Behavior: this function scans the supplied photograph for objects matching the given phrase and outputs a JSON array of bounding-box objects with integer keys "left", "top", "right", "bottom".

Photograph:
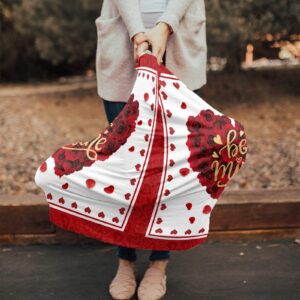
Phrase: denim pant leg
[
  {"left": 117, "top": 246, "right": 138, "bottom": 262},
  {"left": 102, "top": 99, "right": 126, "bottom": 124},
  {"left": 149, "top": 250, "right": 170, "bottom": 261}
]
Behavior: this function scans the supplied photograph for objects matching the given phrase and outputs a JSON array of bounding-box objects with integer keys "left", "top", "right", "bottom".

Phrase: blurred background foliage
[
  {"left": 0, "top": 0, "right": 299, "bottom": 81},
  {"left": 206, "top": 0, "right": 300, "bottom": 71},
  {"left": 0, "top": 0, "right": 100, "bottom": 81}
]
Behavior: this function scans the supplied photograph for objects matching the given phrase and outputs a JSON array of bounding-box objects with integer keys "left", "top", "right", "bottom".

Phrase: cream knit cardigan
[{"left": 95, "top": 0, "right": 207, "bottom": 102}]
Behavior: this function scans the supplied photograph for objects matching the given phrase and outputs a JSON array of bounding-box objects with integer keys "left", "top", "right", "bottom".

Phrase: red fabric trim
[
  {"left": 49, "top": 207, "right": 208, "bottom": 250},
  {"left": 121, "top": 73, "right": 165, "bottom": 236},
  {"left": 135, "top": 53, "right": 174, "bottom": 76},
  {"left": 136, "top": 67, "right": 179, "bottom": 81}
]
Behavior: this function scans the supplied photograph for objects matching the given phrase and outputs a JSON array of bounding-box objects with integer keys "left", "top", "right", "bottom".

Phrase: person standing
[{"left": 94, "top": 1, "right": 207, "bottom": 299}]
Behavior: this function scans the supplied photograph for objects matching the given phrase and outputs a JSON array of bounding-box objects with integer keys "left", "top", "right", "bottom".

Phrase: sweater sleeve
[
  {"left": 155, "top": 0, "right": 194, "bottom": 33},
  {"left": 113, "top": 0, "right": 146, "bottom": 41}
]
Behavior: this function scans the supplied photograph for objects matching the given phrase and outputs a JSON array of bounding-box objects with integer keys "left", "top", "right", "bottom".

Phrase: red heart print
[
  {"left": 144, "top": 93, "right": 149, "bottom": 101},
  {"left": 151, "top": 103, "right": 154, "bottom": 111},
  {"left": 112, "top": 217, "right": 119, "bottom": 223},
  {"left": 156, "top": 218, "right": 163, "bottom": 224},
  {"left": 198, "top": 228, "right": 205, "bottom": 233},
  {"left": 179, "top": 168, "right": 189, "bottom": 176},
  {"left": 98, "top": 211, "right": 105, "bottom": 218},
  {"left": 167, "top": 175, "right": 173, "bottom": 182},
  {"left": 173, "top": 82, "right": 180, "bottom": 89},
  {"left": 62, "top": 183, "right": 69, "bottom": 189},
  {"left": 170, "top": 144, "right": 176, "bottom": 151},
  {"left": 40, "top": 162, "right": 47, "bottom": 172},
  {"left": 119, "top": 207, "right": 125, "bottom": 215},
  {"left": 166, "top": 109, "right": 172, "bottom": 118},
  {"left": 161, "top": 91, "right": 168, "bottom": 100},
  {"left": 85, "top": 207, "right": 91, "bottom": 214},
  {"left": 148, "top": 119, "right": 152, "bottom": 126},
  {"left": 147, "top": 74, "right": 149, "bottom": 80},
  {"left": 46, "top": 193, "right": 52, "bottom": 200},
  {"left": 181, "top": 102, "right": 187, "bottom": 109},
  {"left": 169, "top": 159, "right": 175, "bottom": 167},
  {"left": 152, "top": 87, "right": 155, "bottom": 94},
  {"left": 169, "top": 127, "right": 175, "bottom": 135},
  {"left": 160, "top": 203, "right": 167, "bottom": 210},
  {"left": 185, "top": 229, "right": 192, "bottom": 235},
  {"left": 86, "top": 179, "right": 96, "bottom": 189},
  {"left": 159, "top": 80, "right": 166, "bottom": 87},
  {"left": 170, "top": 229, "right": 178, "bottom": 235},
  {"left": 186, "top": 203, "right": 192, "bottom": 210},
  {"left": 58, "top": 197, "right": 65, "bottom": 204},
  {"left": 135, "top": 164, "right": 141, "bottom": 171},
  {"left": 142, "top": 73, "right": 145, "bottom": 77},
  {"left": 140, "top": 149, "right": 145, "bottom": 156},
  {"left": 124, "top": 193, "right": 131, "bottom": 200},
  {"left": 155, "top": 228, "right": 163, "bottom": 233},
  {"left": 186, "top": 109, "right": 247, "bottom": 199},
  {"left": 203, "top": 205, "right": 212, "bottom": 214},
  {"left": 164, "top": 189, "right": 170, "bottom": 196},
  {"left": 128, "top": 146, "right": 135, "bottom": 152},
  {"left": 152, "top": 76, "right": 155, "bottom": 82},
  {"left": 189, "top": 217, "right": 195, "bottom": 224},
  {"left": 71, "top": 202, "right": 77, "bottom": 209},
  {"left": 130, "top": 178, "right": 136, "bottom": 186},
  {"left": 144, "top": 134, "right": 149, "bottom": 142},
  {"left": 104, "top": 185, "right": 114, "bottom": 194},
  {"left": 137, "top": 120, "right": 142, "bottom": 126}
]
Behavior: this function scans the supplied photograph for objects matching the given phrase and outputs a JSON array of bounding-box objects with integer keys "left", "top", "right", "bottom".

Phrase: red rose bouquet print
[
  {"left": 186, "top": 109, "right": 247, "bottom": 199},
  {"left": 52, "top": 94, "right": 139, "bottom": 177},
  {"left": 35, "top": 53, "right": 248, "bottom": 251}
]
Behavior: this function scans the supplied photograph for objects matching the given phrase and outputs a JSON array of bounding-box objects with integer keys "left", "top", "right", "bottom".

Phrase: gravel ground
[{"left": 0, "top": 70, "right": 299, "bottom": 195}]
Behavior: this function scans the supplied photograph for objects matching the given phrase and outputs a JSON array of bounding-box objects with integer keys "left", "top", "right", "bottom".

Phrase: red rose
[
  {"left": 52, "top": 99, "right": 140, "bottom": 177},
  {"left": 186, "top": 109, "right": 248, "bottom": 199}
]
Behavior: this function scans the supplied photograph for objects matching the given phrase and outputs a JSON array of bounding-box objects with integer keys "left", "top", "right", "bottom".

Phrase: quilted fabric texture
[{"left": 35, "top": 52, "right": 248, "bottom": 250}]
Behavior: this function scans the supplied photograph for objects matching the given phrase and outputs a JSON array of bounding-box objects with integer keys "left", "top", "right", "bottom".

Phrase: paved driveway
[{"left": 0, "top": 240, "right": 299, "bottom": 300}]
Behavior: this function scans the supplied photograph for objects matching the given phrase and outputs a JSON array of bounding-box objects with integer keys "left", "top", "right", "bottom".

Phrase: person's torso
[
  {"left": 95, "top": 0, "right": 207, "bottom": 101},
  {"left": 140, "top": 0, "right": 169, "bottom": 28}
]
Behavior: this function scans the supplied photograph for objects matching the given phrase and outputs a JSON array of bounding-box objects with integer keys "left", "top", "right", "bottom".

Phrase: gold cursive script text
[{"left": 62, "top": 133, "right": 107, "bottom": 161}]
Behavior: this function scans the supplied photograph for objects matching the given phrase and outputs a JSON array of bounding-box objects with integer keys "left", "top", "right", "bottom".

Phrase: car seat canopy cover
[{"left": 35, "top": 52, "right": 248, "bottom": 250}]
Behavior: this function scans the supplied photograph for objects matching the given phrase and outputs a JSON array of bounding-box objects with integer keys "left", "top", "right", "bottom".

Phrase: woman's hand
[
  {"left": 145, "top": 22, "right": 171, "bottom": 64},
  {"left": 133, "top": 32, "right": 150, "bottom": 62},
  {"left": 133, "top": 22, "right": 172, "bottom": 64}
]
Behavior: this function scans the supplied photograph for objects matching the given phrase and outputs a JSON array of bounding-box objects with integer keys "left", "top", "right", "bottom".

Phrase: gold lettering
[
  {"left": 217, "top": 129, "right": 248, "bottom": 159},
  {"left": 211, "top": 159, "right": 241, "bottom": 187},
  {"left": 239, "top": 138, "right": 248, "bottom": 155},
  {"left": 227, "top": 130, "right": 238, "bottom": 157},
  {"left": 217, "top": 130, "right": 237, "bottom": 158},
  {"left": 62, "top": 133, "right": 107, "bottom": 161},
  {"left": 209, "top": 128, "right": 247, "bottom": 188}
]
